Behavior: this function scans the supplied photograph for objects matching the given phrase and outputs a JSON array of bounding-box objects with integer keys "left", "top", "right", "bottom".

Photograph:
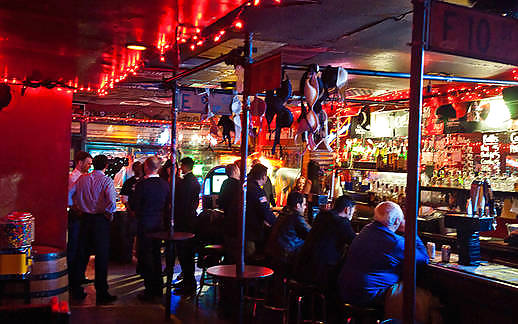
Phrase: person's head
[
  {"left": 143, "top": 157, "right": 160, "bottom": 176},
  {"left": 333, "top": 195, "right": 355, "bottom": 220},
  {"left": 374, "top": 201, "right": 404, "bottom": 232},
  {"left": 225, "top": 163, "right": 240, "bottom": 180},
  {"left": 180, "top": 157, "right": 195, "bottom": 174},
  {"left": 287, "top": 191, "right": 306, "bottom": 215},
  {"left": 74, "top": 151, "right": 92, "bottom": 173},
  {"left": 249, "top": 163, "right": 268, "bottom": 186},
  {"left": 92, "top": 155, "right": 109, "bottom": 171},
  {"left": 132, "top": 161, "right": 144, "bottom": 178}
]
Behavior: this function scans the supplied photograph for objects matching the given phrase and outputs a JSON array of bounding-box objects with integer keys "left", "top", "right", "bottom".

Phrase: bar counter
[{"left": 420, "top": 253, "right": 518, "bottom": 324}]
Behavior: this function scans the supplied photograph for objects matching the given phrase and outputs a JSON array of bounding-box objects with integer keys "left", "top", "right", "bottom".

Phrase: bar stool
[
  {"left": 342, "top": 303, "right": 384, "bottom": 324},
  {"left": 196, "top": 244, "right": 225, "bottom": 303},
  {"left": 286, "top": 279, "right": 326, "bottom": 324}
]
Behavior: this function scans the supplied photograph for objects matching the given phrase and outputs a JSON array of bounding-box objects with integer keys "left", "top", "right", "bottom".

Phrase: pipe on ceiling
[{"left": 283, "top": 64, "right": 518, "bottom": 86}]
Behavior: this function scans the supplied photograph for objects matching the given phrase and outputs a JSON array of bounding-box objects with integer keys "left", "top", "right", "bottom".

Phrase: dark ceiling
[{"left": 1, "top": 0, "right": 517, "bottom": 108}]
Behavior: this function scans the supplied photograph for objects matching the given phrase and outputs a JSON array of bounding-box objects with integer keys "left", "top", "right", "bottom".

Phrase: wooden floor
[{"left": 70, "top": 257, "right": 283, "bottom": 324}]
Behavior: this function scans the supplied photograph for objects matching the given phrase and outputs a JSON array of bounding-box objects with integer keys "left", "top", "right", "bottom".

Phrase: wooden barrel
[{"left": 1, "top": 246, "right": 68, "bottom": 305}]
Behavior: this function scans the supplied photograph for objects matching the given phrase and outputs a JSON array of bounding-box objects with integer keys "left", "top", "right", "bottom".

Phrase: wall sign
[{"left": 428, "top": 1, "right": 518, "bottom": 66}]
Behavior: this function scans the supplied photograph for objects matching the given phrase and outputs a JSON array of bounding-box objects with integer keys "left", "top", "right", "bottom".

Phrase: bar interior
[{"left": 0, "top": 0, "right": 517, "bottom": 323}]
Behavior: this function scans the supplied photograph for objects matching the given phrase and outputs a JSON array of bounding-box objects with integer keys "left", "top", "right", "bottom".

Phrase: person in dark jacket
[
  {"left": 294, "top": 195, "right": 356, "bottom": 291},
  {"left": 245, "top": 163, "right": 276, "bottom": 259},
  {"left": 131, "top": 157, "right": 170, "bottom": 302},
  {"left": 252, "top": 159, "right": 276, "bottom": 207},
  {"left": 217, "top": 163, "right": 241, "bottom": 263},
  {"left": 173, "top": 157, "right": 200, "bottom": 294},
  {"left": 266, "top": 191, "right": 310, "bottom": 268}
]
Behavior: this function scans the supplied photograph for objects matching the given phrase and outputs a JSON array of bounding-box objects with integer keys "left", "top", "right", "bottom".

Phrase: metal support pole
[
  {"left": 170, "top": 82, "right": 178, "bottom": 233},
  {"left": 404, "top": 1, "right": 427, "bottom": 323},
  {"left": 237, "top": 32, "right": 253, "bottom": 277},
  {"left": 79, "top": 119, "right": 87, "bottom": 152}
]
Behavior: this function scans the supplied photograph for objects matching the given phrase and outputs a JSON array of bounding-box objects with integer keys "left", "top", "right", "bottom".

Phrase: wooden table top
[{"left": 207, "top": 264, "right": 274, "bottom": 280}]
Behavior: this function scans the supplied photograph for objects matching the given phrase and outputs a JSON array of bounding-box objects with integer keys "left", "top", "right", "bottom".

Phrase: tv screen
[{"left": 212, "top": 175, "right": 227, "bottom": 193}]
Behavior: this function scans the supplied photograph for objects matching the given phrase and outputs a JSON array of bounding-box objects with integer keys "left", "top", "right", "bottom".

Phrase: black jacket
[
  {"left": 266, "top": 205, "right": 311, "bottom": 262},
  {"left": 131, "top": 176, "right": 170, "bottom": 233},
  {"left": 295, "top": 209, "right": 356, "bottom": 289},
  {"left": 217, "top": 177, "right": 241, "bottom": 238},
  {"left": 174, "top": 172, "right": 200, "bottom": 232},
  {"left": 245, "top": 179, "right": 276, "bottom": 242}
]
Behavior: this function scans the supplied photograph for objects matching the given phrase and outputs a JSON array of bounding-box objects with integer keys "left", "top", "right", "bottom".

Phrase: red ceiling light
[
  {"left": 126, "top": 42, "right": 148, "bottom": 51},
  {"left": 190, "top": 44, "right": 196, "bottom": 50},
  {"left": 160, "top": 56, "right": 165, "bottom": 62},
  {"left": 214, "top": 35, "right": 221, "bottom": 42},
  {"left": 253, "top": 0, "right": 260, "bottom": 6},
  {"left": 233, "top": 20, "right": 244, "bottom": 29},
  {"left": 196, "top": 40, "right": 204, "bottom": 46},
  {"left": 219, "top": 30, "right": 226, "bottom": 35}
]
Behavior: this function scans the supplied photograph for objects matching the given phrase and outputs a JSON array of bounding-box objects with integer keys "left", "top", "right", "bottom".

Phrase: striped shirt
[
  {"left": 68, "top": 169, "right": 85, "bottom": 206},
  {"left": 70, "top": 170, "right": 117, "bottom": 214}
]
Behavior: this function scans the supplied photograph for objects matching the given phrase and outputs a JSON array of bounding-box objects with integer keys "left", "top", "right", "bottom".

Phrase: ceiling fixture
[{"left": 126, "top": 42, "right": 148, "bottom": 51}]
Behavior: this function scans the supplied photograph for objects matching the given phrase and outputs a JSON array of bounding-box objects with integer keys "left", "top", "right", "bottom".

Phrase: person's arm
[
  {"left": 337, "top": 219, "right": 356, "bottom": 247},
  {"left": 294, "top": 214, "right": 311, "bottom": 239},
  {"left": 415, "top": 235, "right": 430, "bottom": 264},
  {"left": 130, "top": 182, "right": 142, "bottom": 215},
  {"left": 258, "top": 194, "right": 276, "bottom": 226},
  {"left": 104, "top": 179, "right": 117, "bottom": 221},
  {"left": 68, "top": 181, "right": 77, "bottom": 207}
]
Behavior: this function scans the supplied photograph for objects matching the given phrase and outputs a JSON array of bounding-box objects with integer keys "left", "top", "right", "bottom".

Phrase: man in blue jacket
[{"left": 338, "top": 201, "right": 435, "bottom": 322}]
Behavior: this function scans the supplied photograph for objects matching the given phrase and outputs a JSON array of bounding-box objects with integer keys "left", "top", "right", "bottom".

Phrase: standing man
[
  {"left": 173, "top": 157, "right": 200, "bottom": 295},
  {"left": 67, "top": 151, "right": 92, "bottom": 296},
  {"left": 217, "top": 163, "right": 241, "bottom": 262},
  {"left": 245, "top": 163, "right": 276, "bottom": 260},
  {"left": 252, "top": 159, "right": 276, "bottom": 207},
  {"left": 131, "top": 157, "right": 170, "bottom": 302},
  {"left": 70, "top": 155, "right": 117, "bottom": 304}
]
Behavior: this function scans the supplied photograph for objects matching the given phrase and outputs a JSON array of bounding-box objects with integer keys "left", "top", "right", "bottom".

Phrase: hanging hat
[
  {"left": 436, "top": 104, "right": 457, "bottom": 122},
  {"left": 250, "top": 96, "right": 266, "bottom": 117},
  {"left": 304, "top": 74, "right": 319, "bottom": 109}
]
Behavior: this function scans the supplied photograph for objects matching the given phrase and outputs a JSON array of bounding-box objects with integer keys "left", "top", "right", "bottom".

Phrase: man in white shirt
[
  {"left": 70, "top": 154, "right": 117, "bottom": 304},
  {"left": 67, "top": 151, "right": 92, "bottom": 295}
]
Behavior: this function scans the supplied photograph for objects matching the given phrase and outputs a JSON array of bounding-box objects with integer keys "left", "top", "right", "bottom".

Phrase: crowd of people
[
  {"left": 67, "top": 151, "right": 200, "bottom": 304},
  {"left": 66, "top": 151, "right": 439, "bottom": 322}
]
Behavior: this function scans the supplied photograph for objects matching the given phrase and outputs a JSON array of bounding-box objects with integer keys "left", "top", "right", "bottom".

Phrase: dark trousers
[
  {"left": 137, "top": 233, "right": 163, "bottom": 296},
  {"left": 177, "top": 240, "right": 195, "bottom": 286},
  {"left": 67, "top": 210, "right": 83, "bottom": 288},
  {"left": 74, "top": 214, "right": 111, "bottom": 295}
]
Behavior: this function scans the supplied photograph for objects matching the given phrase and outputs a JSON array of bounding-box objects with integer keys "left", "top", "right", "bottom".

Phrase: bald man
[{"left": 338, "top": 201, "right": 429, "bottom": 309}]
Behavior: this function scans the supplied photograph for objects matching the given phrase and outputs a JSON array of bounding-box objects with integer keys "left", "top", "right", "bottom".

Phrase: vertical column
[
  {"left": 237, "top": 33, "right": 253, "bottom": 277},
  {"left": 404, "top": 1, "right": 428, "bottom": 323},
  {"left": 170, "top": 83, "right": 178, "bottom": 232}
]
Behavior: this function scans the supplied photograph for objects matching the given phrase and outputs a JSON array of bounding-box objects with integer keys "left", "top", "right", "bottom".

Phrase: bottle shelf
[{"left": 337, "top": 167, "right": 407, "bottom": 174}]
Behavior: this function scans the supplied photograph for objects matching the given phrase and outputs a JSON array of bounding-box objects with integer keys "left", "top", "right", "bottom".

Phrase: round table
[
  {"left": 147, "top": 231, "right": 195, "bottom": 320},
  {"left": 207, "top": 264, "right": 274, "bottom": 280},
  {"left": 207, "top": 264, "right": 274, "bottom": 323}
]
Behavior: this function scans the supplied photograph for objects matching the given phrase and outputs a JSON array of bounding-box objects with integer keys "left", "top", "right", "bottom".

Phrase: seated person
[
  {"left": 338, "top": 201, "right": 437, "bottom": 323},
  {"left": 265, "top": 191, "right": 311, "bottom": 272},
  {"left": 294, "top": 195, "right": 356, "bottom": 292}
]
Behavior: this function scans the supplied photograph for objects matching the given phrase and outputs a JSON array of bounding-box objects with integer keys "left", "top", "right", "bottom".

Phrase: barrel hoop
[
  {"left": 30, "top": 269, "right": 68, "bottom": 280},
  {"left": 33, "top": 251, "right": 66, "bottom": 261},
  {"left": 3, "top": 286, "right": 69, "bottom": 299}
]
